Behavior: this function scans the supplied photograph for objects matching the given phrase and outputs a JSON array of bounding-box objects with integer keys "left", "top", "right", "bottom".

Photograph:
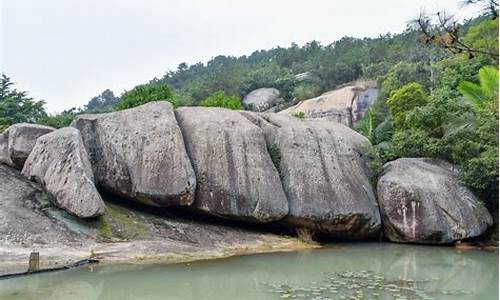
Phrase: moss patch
[{"left": 97, "top": 204, "right": 147, "bottom": 240}]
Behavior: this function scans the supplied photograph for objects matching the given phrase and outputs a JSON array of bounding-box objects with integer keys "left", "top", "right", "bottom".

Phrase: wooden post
[{"left": 28, "top": 252, "right": 39, "bottom": 273}]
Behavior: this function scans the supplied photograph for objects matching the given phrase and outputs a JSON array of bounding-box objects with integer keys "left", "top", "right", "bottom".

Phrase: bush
[
  {"left": 387, "top": 82, "right": 428, "bottom": 130},
  {"left": 115, "top": 84, "right": 176, "bottom": 111},
  {"left": 198, "top": 91, "right": 242, "bottom": 110}
]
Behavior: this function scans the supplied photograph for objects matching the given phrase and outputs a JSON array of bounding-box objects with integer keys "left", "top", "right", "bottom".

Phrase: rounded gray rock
[
  {"left": 0, "top": 123, "right": 54, "bottom": 169},
  {"left": 377, "top": 158, "right": 493, "bottom": 244},
  {"left": 243, "top": 112, "right": 381, "bottom": 238},
  {"left": 71, "top": 101, "right": 196, "bottom": 207},
  {"left": 21, "top": 127, "right": 106, "bottom": 218},
  {"left": 243, "top": 88, "right": 281, "bottom": 112},
  {"left": 175, "top": 107, "right": 288, "bottom": 223}
]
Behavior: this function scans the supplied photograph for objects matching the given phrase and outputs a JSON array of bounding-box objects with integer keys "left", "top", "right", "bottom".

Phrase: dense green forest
[{"left": 0, "top": 2, "right": 498, "bottom": 207}]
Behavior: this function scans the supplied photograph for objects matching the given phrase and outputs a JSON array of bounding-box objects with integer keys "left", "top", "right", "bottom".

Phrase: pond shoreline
[
  {"left": 1, "top": 242, "right": 498, "bottom": 300},
  {"left": 0, "top": 235, "right": 318, "bottom": 276},
  {"left": 2, "top": 238, "right": 498, "bottom": 278}
]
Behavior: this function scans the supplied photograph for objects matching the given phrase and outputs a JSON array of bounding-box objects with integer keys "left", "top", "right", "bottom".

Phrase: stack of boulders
[{"left": 0, "top": 101, "right": 492, "bottom": 244}]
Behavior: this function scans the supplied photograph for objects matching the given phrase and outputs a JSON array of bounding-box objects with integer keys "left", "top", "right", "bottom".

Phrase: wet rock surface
[
  {"left": 0, "top": 123, "right": 54, "bottom": 169},
  {"left": 175, "top": 107, "right": 288, "bottom": 222},
  {"left": 21, "top": 127, "right": 106, "bottom": 218},
  {"left": 71, "top": 101, "right": 196, "bottom": 207},
  {"left": 377, "top": 158, "right": 493, "bottom": 244},
  {"left": 242, "top": 112, "right": 381, "bottom": 238}
]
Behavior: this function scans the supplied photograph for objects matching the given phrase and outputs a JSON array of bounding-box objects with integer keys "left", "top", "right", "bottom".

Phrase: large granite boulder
[
  {"left": 175, "top": 107, "right": 288, "bottom": 222},
  {"left": 0, "top": 123, "right": 54, "bottom": 169},
  {"left": 22, "top": 127, "right": 105, "bottom": 218},
  {"left": 243, "top": 88, "right": 281, "bottom": 112},
  {"left": 242, "top": 112, "right": 381, "bottom": 238},
  {"left": 71, "top": 101, "right": 196, "bottom": 207},
  {"left": 377, "top": 158, "right": 493, "bottom": 244}
]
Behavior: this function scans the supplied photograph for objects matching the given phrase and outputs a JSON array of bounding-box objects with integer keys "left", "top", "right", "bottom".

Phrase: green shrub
[
  {"left": 387, "top": 82, "right": 428, "bottom": 130},
  {"left": 292, "top": 111, "right": 305, "bottom": 119},
  {"left": 199, "top": 91, "right": 242, "bottom": 110},
  {"left": 115, "top": 84, "right": 176, "bottom": 111}
]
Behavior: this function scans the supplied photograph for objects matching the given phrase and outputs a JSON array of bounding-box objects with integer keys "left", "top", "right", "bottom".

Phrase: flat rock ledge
[
  {"left": 0, "top": 123, "right": 54, "bottom": 169},
  {"left": 0, "top": 163, "right": 314, "bottom": 276},
  {"left": 22, "top": 127, "right": 106, "bottom": 218},
  {"left": 377, "top": 158, "right": 493, "bottom": 244}
]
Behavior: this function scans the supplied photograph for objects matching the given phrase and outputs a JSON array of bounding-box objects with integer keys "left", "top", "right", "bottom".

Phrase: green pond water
[{"left": 0, "top": 243, "right": 497, "bottom": 300}]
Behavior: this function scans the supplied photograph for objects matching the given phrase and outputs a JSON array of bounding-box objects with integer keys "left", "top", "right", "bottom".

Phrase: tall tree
[{"left": 0, "top": 74, "right": 46, "bottom": 131}]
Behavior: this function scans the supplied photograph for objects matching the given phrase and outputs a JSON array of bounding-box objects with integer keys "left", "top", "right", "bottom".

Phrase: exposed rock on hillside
[
  {"left": 0, "top": 123, "right": 54, "bottom": 169},
  {"left": 22, "top": 127, "right": 105, "bottom": 218},
  {"left": 377, "top": 158, "right": 493, "bottom": 244},
  {"left": 243, "top": 88, "right": 281, "bottom": 112},
  {"left": 71, "top": 101, "right": 196, "bottom": 207},
  {"left": 280, "top": 81, "right": 378, "bottom": 127},
  {"left": 175, "top": 107, "right": 288, "bottom": 222},
  {"left": 242, "top": 112, "right": 381, "bottom": 238}
]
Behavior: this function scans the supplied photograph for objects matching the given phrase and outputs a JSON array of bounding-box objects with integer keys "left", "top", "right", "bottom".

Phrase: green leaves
[
  {"left": 458, "top": 66, "right": 499, "bottom": 111},
  {"left": 0, "top": 74, "right": 47, "bottom": 131},
  {"left": 387, "top": 82, "right": 428, "bottom": 130},
  {"left": 198, "top": 91, "right": 242, "bottom": 110},
  {"left": 115, "top": 84, "right": 175, "bottom": 111}
]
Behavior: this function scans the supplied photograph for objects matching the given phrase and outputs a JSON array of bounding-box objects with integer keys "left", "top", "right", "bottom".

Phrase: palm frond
[
  {"left": 479, "top": 66, "right": 499, "bottom": 100},
  {"left": 458, "top": 81, "right": 486, "bottom": 110}
]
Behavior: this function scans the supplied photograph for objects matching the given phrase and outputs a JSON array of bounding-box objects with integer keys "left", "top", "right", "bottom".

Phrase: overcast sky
[{"left": 1, "top": 0, "right": 481, "bottom": 113}]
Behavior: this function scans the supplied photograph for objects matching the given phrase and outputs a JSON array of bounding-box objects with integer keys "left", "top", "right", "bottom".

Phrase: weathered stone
[
  {"left": 243, "top": 88, "right": 281, "bottom": 112},
  {"left": 0, "top": 123, "right": 54, "bottom": 169},
  {"left": 377, "top": 158, "right": 493, "bottom": 244},
  {"left": 242, "top": 112, "right": 381, "bottom": 238},
  {"left": 71, "top": 101, "right": 196, "bottom": 207},
  {"left": 22, "top": 127, "right": 105, "bottom": 218},
  {"left": 175, "top": 107, "right": 288, "bottom": 222},
  {"left": 0, "top": 163, "right": 85, "bottom": 244},
  {"left": 279, "top": 81, "right": 378, "bottom": 127}
]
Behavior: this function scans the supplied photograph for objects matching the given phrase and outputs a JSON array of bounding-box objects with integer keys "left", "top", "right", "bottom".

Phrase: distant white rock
[
  {"left": 243, "top": 88, "right": 281, "bottom": 112},
  {"left": 280, "top": 81, "right": 378, "bottom": 127}
]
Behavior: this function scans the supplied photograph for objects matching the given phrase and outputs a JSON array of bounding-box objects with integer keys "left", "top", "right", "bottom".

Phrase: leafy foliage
[
  {"left": 356, "top": 15, "right": 499, "bottom": 205},
  {"left": 269, "top": 143, "right": 282, "bottom": 173},
  {"left": 198, "top": 91, "right": 242, "bottom": 110},
  {"left": 292, "top": 111, "right": 305, "bottom": 119},
  {"left": 115, "top": 84, "right": 175, "bottom": 111},
  {"left": 0, "top": 74, "right": 47, "bottom": 131},
  {"left": 387, "top": 83, "right": 429, "bottom": 129},
  {"left": 458, "top": 65, "right": 499, "bottom": 110},
  {"left": 84, "top": 89, "right": 120, "bottom": 113},
  {"left": 38, "top": 108, "right": 78, "bottom": 129}
]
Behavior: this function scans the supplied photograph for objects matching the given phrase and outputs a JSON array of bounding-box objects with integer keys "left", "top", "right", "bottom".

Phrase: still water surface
[{"left": 0, "top": 243, "right": 497, "bottom": 300}]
